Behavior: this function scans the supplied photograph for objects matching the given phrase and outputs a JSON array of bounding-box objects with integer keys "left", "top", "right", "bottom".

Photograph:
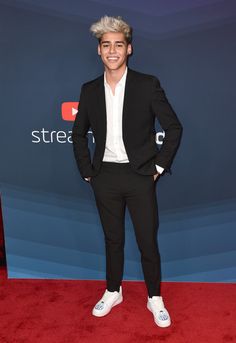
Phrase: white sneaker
[
  {"left": 147, "top": 296, "right": 171, "bottom": 327},
  {"left": 92, "top": 286, "right": 123, "bottom": 317}
]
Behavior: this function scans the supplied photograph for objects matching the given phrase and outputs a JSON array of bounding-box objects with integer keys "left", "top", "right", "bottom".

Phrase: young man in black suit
[{"left": 72, "top": 15, "right": 182, "bottom": 327}]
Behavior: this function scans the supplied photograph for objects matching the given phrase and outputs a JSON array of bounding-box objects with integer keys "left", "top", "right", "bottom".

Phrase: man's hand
[{"left": 153, "top": 172, "right": 160, "bottom": 181}]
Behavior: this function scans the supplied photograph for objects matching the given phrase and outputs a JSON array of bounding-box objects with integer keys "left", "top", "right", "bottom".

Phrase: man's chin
[
  {"left": 104, "top": 63, "right": 126, "bottom": 72},
  {"left": 105, "top": 63, "right": 120, "bottom": 69}
]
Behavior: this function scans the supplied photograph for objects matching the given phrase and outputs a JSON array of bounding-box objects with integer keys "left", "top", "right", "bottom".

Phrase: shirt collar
[{"left": 104, "top": 66, "right": 128, "bottom": 88}]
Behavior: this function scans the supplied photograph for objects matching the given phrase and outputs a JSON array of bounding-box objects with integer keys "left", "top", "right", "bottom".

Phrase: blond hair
[{"left": 90, "top": 15, "right": 132, "bottom": 43}]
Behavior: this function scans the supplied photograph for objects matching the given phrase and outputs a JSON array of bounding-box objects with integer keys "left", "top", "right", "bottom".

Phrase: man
[{"left": 72, "top": 15, "right": 182, "bottom": 328}]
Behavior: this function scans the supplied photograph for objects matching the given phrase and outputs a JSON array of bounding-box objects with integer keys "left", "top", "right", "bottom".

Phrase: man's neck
[{"left": 104, "top": 65, "right": 127, "bottom": 88}]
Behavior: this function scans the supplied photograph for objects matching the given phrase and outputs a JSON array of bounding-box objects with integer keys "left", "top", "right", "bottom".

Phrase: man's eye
[
  {"left": 116, "top": 44, "right": 123, "bottom": 47},
  {"left": 102, "top": 44, "right": 109, "bottom": 48}
]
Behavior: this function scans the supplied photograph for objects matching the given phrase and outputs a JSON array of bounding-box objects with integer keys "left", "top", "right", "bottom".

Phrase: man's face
[{"left": 98, "top": 32, "right": 132, "bottom": 72}]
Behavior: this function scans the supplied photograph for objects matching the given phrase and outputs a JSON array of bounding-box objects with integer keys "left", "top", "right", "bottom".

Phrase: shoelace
[
  {"left": 101, "top": 290, "right": 119, "bottom": 303},
  {"left": 150, "top": 298, "right": 164, "bottom": 308}
]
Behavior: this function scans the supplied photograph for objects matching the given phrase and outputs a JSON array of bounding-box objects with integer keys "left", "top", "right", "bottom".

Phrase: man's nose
[{"left": 109, "top": 44, "right": 116, "bottom": 53}]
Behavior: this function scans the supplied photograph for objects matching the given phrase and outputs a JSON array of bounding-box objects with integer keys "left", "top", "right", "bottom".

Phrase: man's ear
[
  {"left": 97, "top": 44, "right": 101, "bottom": 55},
  {"left": 127, "top": 44, "right": 132, "bottom": 55}
]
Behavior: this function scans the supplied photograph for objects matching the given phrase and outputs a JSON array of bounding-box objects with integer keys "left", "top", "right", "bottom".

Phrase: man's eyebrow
[{"left": 100, "top": 40, "right": 126, "bottom": 44}]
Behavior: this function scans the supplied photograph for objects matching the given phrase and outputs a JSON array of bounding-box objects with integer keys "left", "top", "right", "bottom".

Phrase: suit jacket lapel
[
  {"left": 96, "top": 75, "right": 107, "bottom": 139},
  {"left": 122, "top": 68, "right": 135, "bottom": 131}
]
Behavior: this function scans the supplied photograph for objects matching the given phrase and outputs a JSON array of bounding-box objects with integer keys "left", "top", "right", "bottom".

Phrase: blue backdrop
[{"left": 1, "top": 0, "right": 236, "bottom": 281}]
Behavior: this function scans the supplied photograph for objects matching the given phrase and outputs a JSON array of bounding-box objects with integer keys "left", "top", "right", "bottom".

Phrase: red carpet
[
  {"left": 0, "top": 197, "right": 6, "bottom": 268},
  {"left": 0, "top": 269, "right": 235, "bottom": 343}
]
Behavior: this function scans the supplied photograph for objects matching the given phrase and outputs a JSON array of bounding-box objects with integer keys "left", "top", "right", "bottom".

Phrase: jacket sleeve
[
  {"left": 151, "top": 77, "right": 183, "bottom": 173},
  {"left": 72, "top": 84, "right": 94, "bottom": 178}
]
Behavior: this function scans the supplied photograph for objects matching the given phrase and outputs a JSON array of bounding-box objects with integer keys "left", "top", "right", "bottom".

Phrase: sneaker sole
[
  {"left": 92, "top": 295, "right": 123, "bottom": 317},
  {"left": 147, "top": 302, "right": 171, "bottom": 328}
]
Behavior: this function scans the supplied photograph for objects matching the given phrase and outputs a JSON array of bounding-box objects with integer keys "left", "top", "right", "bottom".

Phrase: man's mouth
[{"left": 107, "top": 57, "right": 119, "bottom": 61}]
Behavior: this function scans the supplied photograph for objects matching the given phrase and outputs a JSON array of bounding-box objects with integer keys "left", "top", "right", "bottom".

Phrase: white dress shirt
[
  {"left": 85, "top": 67, "right": 164, "bottom": 180},
  {"left": 103, "top": 67, "right": 129, "bottom": 163}
]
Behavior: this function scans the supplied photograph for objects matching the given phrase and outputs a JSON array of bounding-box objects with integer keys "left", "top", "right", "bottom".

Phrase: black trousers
[{"left": 90, "top": 161, "right": 161, "bottom": 297}]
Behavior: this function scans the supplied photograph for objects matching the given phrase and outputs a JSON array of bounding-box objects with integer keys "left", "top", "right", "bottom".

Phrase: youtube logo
[{"left": 61, "top": 102, "right": 79, "bottom": 121}]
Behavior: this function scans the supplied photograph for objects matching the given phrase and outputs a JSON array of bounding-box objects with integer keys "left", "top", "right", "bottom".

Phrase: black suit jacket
[{"left": 72, "top": 68, "right": 183, "bottom": 180}]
